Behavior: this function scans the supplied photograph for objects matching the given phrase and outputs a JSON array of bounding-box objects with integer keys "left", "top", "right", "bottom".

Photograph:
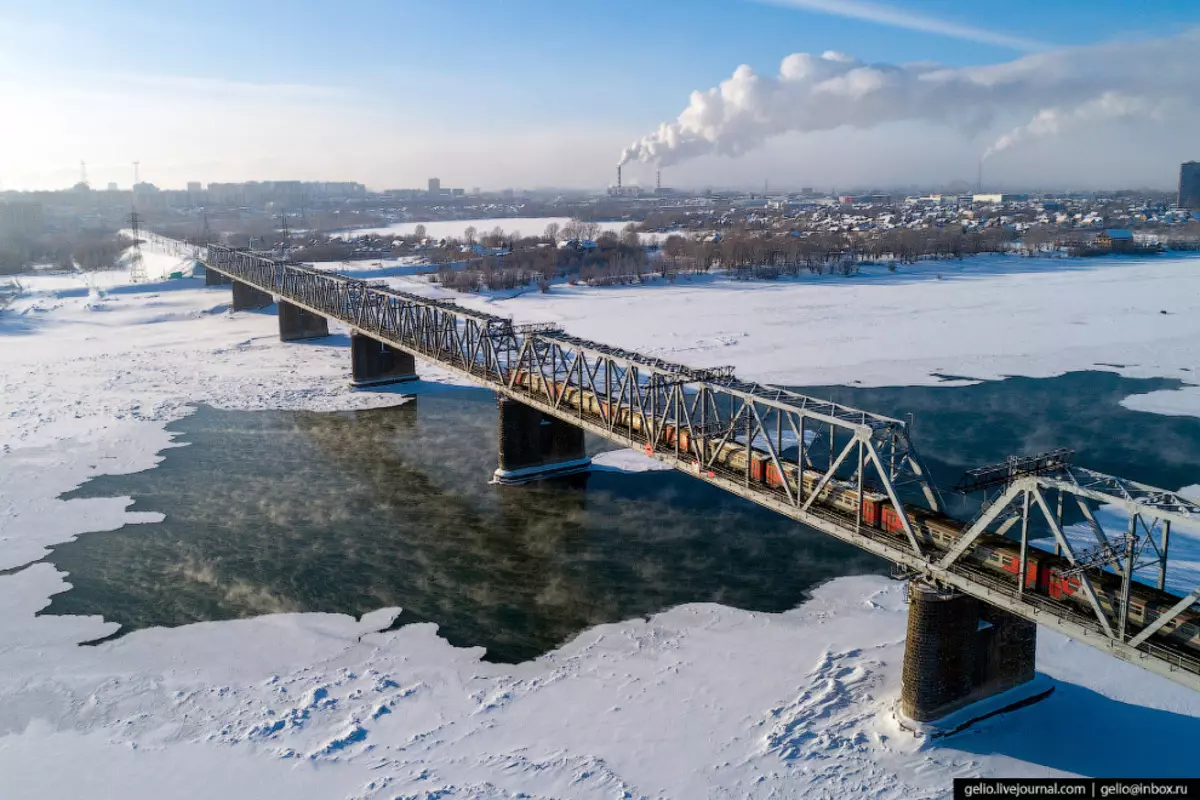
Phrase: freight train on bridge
[{"left": 512, "top": 367, "right": 1200, "bottom": 655}]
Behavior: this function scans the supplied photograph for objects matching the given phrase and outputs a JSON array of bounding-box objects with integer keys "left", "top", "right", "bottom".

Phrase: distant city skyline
[
  {"left": 14, "top": 175, "right": 1184, "bottom": 197},
  {"left": 2, "top": 0, "right": 1199, "bottom": 192}
]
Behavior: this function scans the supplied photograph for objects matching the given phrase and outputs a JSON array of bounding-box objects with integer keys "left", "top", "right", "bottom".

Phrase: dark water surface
[
  {"left": 808, "top": 371, "right": 1200, "bottom": 521},
  {"left": 44, "top": 370, "right": 1200, "bottom": 662},
  {"left": 46, "top": 387, "right": 883, "bottom": 662}
]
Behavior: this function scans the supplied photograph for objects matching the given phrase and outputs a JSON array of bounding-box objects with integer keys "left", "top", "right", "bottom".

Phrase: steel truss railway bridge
[{"left": 195, "top": 241, "right": 1200, "bottom": 729}]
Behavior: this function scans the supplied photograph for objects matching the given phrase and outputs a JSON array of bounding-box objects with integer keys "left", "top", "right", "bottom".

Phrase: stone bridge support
[
  {"left": 231, "top": 280, "right": 273, "bottom": 311},
  {"left": 204, "top": 267, "right": 232, "bottom": 286},
  {"left": 278, "top": 300, "right": 329, "bottom": 342},
  {"left": 899, "top": 580, "right": 1049, "bottom": 735},
  {"left": 494, "top": 396, "right": 590, "bottom": 484},
  {"left": 351, "top": 332, "right": 417, "bottom": 387}
]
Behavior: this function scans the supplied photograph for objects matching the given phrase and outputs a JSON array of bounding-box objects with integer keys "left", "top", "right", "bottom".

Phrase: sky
[{"left": 1, "top": 0, "right": 1199, "bottom": 192}]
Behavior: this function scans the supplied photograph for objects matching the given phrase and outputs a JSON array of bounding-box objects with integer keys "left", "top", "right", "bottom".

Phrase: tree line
[
  {"left": 430, "top": 221, "right": 1021, "bottom": 294},
  {"left": 434, "top": 222, "right": 648, "bottom": 293},
  {"left": 657, "top": 226, "right": 1016, "bottom": 278},
  {"left": 0, "top": 231, "right": 132, "bottom": 275}
]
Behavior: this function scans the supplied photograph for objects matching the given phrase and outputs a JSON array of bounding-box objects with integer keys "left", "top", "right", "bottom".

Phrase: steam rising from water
[
  {"left": 618, "top": 31, "right": 1200, "bottom": 168},
  {"left": 46, "top": 401, "right": 881, "bottom": 663}
]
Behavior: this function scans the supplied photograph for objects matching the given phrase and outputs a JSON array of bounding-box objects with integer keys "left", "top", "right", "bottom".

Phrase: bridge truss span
[{"left": 199, "top": 243, "right": 1200, "bottom": 692}]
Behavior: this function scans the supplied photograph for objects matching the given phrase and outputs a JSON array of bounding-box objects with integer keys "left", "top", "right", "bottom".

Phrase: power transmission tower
[
  {"left": 279, "top": 210, "right": 290, "bottom": 255},
  {"left": 128, "top": 211, "right": 148, "bottom": 283},
  {"left": 128, "top": 163, "right": 148, "bottom": 283}
]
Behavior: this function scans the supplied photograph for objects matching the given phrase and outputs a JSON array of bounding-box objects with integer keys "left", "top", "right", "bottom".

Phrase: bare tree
[
  {"left": 413, "top": 224, "right": 427, "bottom": 240},
  {"left": 544, "top": 222, "right": 560, "bottom": 243},
  {"left": 463, "top": 226, "right": 477, "bottom": 244},
  {"left": 663, "top": 235, "right": 687, "bottom": 264}
]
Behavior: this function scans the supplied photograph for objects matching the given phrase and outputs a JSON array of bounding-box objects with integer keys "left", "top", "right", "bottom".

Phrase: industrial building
[
  {"left": 0, "top": 201, "right": 45, "bottom": 239},
  {"left": 205, "top": 181, "right": 366, "bottom": 207},
  {"left": 972, "top": 193, "right": 1029, "bottom": 204},
  {"left": 607, "top": 165, "right": 642, "bottom": 198},
  {"left": 424, "top": 178, "right": 464, "bottom": 197}
]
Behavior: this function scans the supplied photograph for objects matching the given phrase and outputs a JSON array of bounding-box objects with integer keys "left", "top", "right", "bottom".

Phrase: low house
[
  {"left": 557, "top": 239, "right": 598, "bottom": 251},
  {"left": 470, "top": 243, "right": 510, "bottom": 257},
  {"left": 1096, "top": 229, "right": 1135, "bottom": 252}
]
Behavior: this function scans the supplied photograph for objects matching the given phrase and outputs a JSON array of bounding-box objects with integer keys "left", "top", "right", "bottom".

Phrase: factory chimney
[
  {"left": 656, "top": 169, "right": 661, "bottom": 191},
  {"left": 617, "top": 165, "right": 622, "bottom": 190}
]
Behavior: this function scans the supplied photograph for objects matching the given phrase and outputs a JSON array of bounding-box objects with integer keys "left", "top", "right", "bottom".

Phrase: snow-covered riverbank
[
  {"left": 2, "top": 249, "right": 1199, "bottom": 798},
  {"left": 385, "top": 252, "right": 1200, "bottom": 403}
]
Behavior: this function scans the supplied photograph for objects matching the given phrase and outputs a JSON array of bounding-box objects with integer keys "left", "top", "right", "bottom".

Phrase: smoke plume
[
  {"left": 982, "top": 92, "right": 1160, "bottom": 160},
  {"left": 619, "top": 31, "right": 1200, "bottom": 168}
]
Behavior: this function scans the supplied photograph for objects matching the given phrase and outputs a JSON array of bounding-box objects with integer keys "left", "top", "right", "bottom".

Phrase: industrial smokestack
[
  {"left": 617, "top": 164, "right": 622, "bottom": 189},
  {"left": 656, "top": 169, "right": 661, "bottom": 191}
]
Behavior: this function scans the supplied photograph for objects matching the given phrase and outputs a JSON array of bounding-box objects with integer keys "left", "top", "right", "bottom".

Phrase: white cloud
[{"left": 758, "top": 0, "right": 1048, "bottom": 51}]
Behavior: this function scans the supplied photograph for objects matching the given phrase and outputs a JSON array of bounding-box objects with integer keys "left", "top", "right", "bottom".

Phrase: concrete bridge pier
[
  {"left": 278, "top": 300, "right": 329, "bottom": 342},
  {"left": 205, "top": 267, "right": 232, "bottom": 286},
  {"left": 351, "top": 332, "right": 417, "bottom": 387},
  {"left": 231, "top": 280, "right": 273, "bottom": 311},
  {"left": 898, "top": 580, "right": 1050, "bottom": 737},
  {"left": 494, "top": 396, "right": 590, "bottom": 484}
]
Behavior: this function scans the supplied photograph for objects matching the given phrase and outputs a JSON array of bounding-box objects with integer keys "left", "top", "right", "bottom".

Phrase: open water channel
[{"left": 42, "top": 371, "right": 1200, "bottom": 662}]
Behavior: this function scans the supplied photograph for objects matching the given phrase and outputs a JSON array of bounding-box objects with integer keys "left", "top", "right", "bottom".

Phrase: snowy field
[
  {"left": 2, "top": 245, "right": 1200, "bottom": 797},
  {"left": 309, "top": 255, "right": 435, "bottom": 281}
]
